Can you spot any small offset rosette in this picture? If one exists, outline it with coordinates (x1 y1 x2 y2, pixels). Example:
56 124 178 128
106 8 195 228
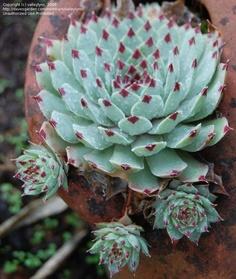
153 180 222 243
15 123 68 200
89 222 150 277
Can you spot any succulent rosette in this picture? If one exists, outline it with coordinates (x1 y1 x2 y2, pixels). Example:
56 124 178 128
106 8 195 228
13 1 231 277
153 180 221 243
15 124 68 199
89 222 150 277
33 3 230 194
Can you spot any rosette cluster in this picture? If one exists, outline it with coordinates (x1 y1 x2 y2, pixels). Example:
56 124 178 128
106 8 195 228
153 181 221 243
89 222 149 277
15 144 68 199
34 3 230 193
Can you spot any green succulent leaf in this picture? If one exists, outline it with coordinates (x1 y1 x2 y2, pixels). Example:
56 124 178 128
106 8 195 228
128 163 160 194
147 148 187 178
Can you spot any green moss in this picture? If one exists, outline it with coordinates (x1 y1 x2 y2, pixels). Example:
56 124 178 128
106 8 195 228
0 183 22 214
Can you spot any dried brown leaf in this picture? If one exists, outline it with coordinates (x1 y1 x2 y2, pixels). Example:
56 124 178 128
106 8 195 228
206 162 229 196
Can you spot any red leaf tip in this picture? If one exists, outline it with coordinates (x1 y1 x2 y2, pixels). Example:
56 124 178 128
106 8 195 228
72 49 79 58
102 29 109 41
81 98 88 107
146 37 154 48
47 61 55 71
95 46 103 56
168 63 174 72
128 116 139 124
201 87 208 96
144 20 151 31
198 175 208 183
169 112 179 120
142 95 152 103
119 89 129 98
145 144 156 151
34 65 42 73
121 164 131 171
118 42 125 54
103 99 112 107
33 95 43 103
164 33 171 43
58 88 66 96
224 125 233 134
76 131 84 140
105 130 115 137
132 49 142 60
127 28 135 38
174 82 181 92
173 46 179 55
49 119 57 128
192 59 198 68
80 69 87 79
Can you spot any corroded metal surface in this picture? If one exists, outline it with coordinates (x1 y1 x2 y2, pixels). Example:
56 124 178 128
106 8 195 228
59 169 124 223
25 0 236 277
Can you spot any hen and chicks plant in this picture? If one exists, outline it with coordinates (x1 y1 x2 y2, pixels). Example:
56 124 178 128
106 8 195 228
15 0 231 276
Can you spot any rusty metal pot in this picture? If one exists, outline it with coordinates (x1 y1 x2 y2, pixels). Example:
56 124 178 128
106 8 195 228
24 0 236 277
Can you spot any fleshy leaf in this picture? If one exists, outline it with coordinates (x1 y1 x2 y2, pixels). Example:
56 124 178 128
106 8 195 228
131 95 164 119
165 124 202 148
59 83 85 118
111 90 140 116
50 60 79 90
149 111 182 135
36 90 67 119
128 164 160 194
109 145 144 172
73 123 112 150
204 117 230 146
98 127 134 145
179 152 209 182
131 135 166 157
182 125 215 152
147 148 187 178
98 98 125 123
84 147 115 173
119 116 152 136
35 62 56 93
66 144 92 167
50 111 80 143
39 121 67 154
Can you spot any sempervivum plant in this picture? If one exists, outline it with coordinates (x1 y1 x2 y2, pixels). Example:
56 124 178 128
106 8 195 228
33 1 230 194
14 0 231 277
89 222 149 277
15 123 68 200
153 180 221 244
